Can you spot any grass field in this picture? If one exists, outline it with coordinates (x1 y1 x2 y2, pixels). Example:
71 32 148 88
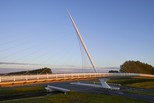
0 78 154 103
126 90 154 96
108 78 154 89
0 91 151 103
0 86 45 96
0 78 154 96
126 81 154 89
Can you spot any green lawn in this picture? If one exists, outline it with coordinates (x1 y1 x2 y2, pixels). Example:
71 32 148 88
126 81 154 89
0 79 154 103
126 90 154 96
0 86 45 96
108 78 154 89
0 92 150 103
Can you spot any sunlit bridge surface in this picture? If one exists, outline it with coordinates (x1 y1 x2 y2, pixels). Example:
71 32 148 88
0 73 154 87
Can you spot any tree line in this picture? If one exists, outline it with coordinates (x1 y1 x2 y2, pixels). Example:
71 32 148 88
120 60 154 75
7 67 52 75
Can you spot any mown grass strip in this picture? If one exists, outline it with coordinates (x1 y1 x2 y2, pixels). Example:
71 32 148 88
108 78 154 89
126 90 154 96
0 91 150 103
0 86 45 96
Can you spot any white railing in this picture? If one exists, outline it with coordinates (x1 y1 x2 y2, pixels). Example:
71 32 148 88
0 73 143 83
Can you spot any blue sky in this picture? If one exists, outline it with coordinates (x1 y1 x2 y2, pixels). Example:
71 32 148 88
0 0 154 69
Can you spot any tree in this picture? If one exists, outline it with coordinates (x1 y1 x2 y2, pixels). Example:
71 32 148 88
109 70 119 73
8 67 52 75
120 60 154 74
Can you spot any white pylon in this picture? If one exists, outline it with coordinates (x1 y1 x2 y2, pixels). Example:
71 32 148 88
67 10 97 73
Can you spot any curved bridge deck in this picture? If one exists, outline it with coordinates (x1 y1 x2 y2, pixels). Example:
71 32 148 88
0 73 154 87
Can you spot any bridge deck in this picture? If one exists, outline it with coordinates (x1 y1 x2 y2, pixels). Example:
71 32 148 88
0 73 153 87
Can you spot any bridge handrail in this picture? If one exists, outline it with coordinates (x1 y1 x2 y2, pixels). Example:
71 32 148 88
0 73 153 83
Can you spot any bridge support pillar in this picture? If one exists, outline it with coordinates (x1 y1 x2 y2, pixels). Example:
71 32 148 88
99 78 111 89
99 78 120 90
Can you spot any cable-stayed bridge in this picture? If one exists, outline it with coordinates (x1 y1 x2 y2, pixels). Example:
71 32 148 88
0 11 154 90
